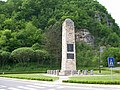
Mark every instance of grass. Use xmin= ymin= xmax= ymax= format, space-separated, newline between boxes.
xmin=69 ymin=75 xmax=120 ymax=81
xmin=63 ymin=69 xmax=120 ymax=84
xmin=63 ymin=75 xmax=120 ymax=84
xmin=0 ymin=63 xmax=60 ymax=74
xmin=1 ymin=65 xmax=120 ymax=84
xmin=0 ymin=73 xmax=59 ymax=81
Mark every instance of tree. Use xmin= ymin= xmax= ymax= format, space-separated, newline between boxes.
xmin=0 ymin=29 xmax=20 ymax=52
xmin=11 ymin=47 xmax=34 ymax=64
xmin=0 ymin=50 xmax=10 ymax=68
xmin=76 ymin=42 xmax=95 ymax=68
xmin=0 ymin=14 xmax=6 ymax=30
xmin=0 ymin=0 xmax=120 ymax=69
xmin=3 ymin=18 xmax=16 ymax=30
xmin=16 ymin=22 xmax=43 ymax=47
xmin=102 ymin=47 xmax=120 ymax=67
xmin=32 ymin=43 xmax=42 ymax=50
xmin=45 ymin=22 xmax=62 ymax=68
xmin=34 ymin=50 xmax=49 ymax=65
xmin=0 ymin=29 xmax=12 ymax=51
xmin=107 ymin=33 xmax=120 ymax=47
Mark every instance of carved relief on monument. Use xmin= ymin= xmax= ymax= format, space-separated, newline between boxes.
xmin=66 ymin=27 xmax=74 ymax=42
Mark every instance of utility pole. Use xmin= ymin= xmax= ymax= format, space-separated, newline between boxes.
xmin=99 ymin=46 xmax=103 ymax=73
xmin=99 ymin=50 xmax=101 ymax=73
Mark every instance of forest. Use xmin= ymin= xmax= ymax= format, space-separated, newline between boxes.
xmin=0 ymin=0 xmax=120 ymax=72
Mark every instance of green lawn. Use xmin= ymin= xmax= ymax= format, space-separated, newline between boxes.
xmin=70 ymin=75 xmax=120 ymax=81
xmin=0 ymin=73 xmax=59 ymax=81
xmin=63 ymin=69 xmax=120 ymax=84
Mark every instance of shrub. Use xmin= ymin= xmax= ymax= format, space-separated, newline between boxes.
xmin=11 ymin=47 xmax=34 ymax=64
xmin=63 ymin=80 xmax=120 ymax=85
xmin=0 ymin=51 xmax=10 ymax=67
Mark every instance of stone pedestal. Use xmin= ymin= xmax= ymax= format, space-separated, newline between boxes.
xmin=90 ymin=70 xmax=94 ymax=75
xmin=78 ymin=70 xmax=81 ymax=75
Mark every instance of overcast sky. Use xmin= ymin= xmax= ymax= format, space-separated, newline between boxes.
xmin=1 ymin=0 xmax=120 ymax=27
xmin=97 ymin=0 xmax=120 ymax=27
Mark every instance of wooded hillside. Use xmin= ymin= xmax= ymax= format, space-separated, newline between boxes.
xmin=0 ymin=0 xmax=120 ymax=71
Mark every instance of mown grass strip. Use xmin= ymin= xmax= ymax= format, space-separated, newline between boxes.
xmin=63 ymin=75 xmax=120 ymax=85
xmin=0 ymin=74 xmax=58 ymax=81
xmin=0 ymin=71 xmax=46 ymax=74
xmin=63 ymin=80 xmax=120 ymax=85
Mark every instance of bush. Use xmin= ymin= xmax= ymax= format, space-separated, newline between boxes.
xmin=63 ymin=80 xmax=120 ymax=85
xmin=0 ymin=50 xmax=10 ymax=67
xmin=11 ymin=47 xmax=34 ymax=64
xmin=34 ymin=50 xmax=49 ymax=64
xmin=0 ymin=75 xmax=53 ymax=81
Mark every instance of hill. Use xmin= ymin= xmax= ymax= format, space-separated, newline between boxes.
xmin=0 ymin=0 xmax=120 ymax=71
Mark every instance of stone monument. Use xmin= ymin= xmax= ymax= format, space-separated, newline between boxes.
xmin=47 ymin=19 xmax=94 ymax=76
xmin=60 ymin=18 xmax=76 ymax=75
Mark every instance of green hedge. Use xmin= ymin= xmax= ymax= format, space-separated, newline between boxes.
xmin=0 ymin=71 xmax=46 ymax=74
xmin=0 ymin=75 xmax=53 ymax=81
xmin=114 ymin=70 xmax=120 ymax=73
xmin=63 ymin=80 xmax=120 ymax=85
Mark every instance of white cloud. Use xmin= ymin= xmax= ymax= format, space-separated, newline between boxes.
xmin=97 ymin=0 xmax=120 ymax=27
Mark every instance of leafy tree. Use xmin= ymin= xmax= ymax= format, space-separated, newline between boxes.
xmin=102 ymin=47 xmax=120 ymax=67
xmin=0 ymin=29 xmax=20 ymax=52
xmin=0 ymin=0 xmax=120 ymax=69
xmin=76 ymin=42 xmax=95 ymax=68
xmin=0 ymin=50 xmax=10 ymax=68
xmin=16 ymin=22 xmax=43 ymax=47
xmin=45 ymin=22 xmax=62 ymax=68
xmin=34 ymin=50 xmax=49 ymax=65
xmin=0 ymin=14 xmax=6 ymax=30
xmin=11 ymin=47 xmax=34 ymax=64
xmin=0 ymin=29 xmax=12 ymax=51
xmin=107 ymin=33 xmax=120 ymax=47
xmin=32 ymin=43 xmax=42 ymax=50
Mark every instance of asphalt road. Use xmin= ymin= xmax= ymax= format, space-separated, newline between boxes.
xmin=0 ymin=77 xmax=120 ymax=90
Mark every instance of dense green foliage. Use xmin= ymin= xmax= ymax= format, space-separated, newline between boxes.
xmin=102 ymin=47 xmax=120 ymax=67
xmin=63 ymin=79 xmax=120 ymax=85
xmin=11 ymin=47 xmax=34 ymax=64
xmin=0 ymin=0 xmax=120 ymax=71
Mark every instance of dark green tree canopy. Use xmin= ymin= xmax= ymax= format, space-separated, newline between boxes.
xmin=0 ymin=0 xmax=119 ymax=47
xmin=0 ymin=0 xmax=120 ymax=69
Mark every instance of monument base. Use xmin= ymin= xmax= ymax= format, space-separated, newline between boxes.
xmin=59 ymin=70 xmax=78 ymax=76
xmin=47 ymin=69 xmax=94 ymax=76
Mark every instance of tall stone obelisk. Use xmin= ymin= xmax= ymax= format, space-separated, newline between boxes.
xmin=60 ymin=18 xmax=76 ymax=75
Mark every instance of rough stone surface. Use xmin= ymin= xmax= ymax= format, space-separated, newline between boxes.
xmin=90 ymin=70 xmax=94 ymax=75
xmin=60 ymin=18 xmax=76 ymax=75
xmin=76 ymin=29 xmax=94 ymax=45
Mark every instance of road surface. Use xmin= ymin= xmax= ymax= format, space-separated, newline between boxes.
xmin=0 ymin=77 xmax=120 ymax=90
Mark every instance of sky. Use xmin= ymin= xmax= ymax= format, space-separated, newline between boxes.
xmin=97 ymin=0 xmax=120 ymax=27
xmin=1 ymin=0 xmax=120 ymax=27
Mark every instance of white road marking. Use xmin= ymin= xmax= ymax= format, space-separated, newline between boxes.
xmin=18 ymin=86 xmax=37 ymax=90
xmin=26 ymin=85 xmax=45 ymax=89
xmin=47 ymin=89 xmax=56 ymax=90
xmin=8 ymin=87 xmax=22 ymax=90
xmin=0 ymin=85 xmax=7 ymax=88
xmin=57 ymin=86 xmax=64 ymax=89
xmin=33 ymin=83 xmax=55 ymax=87
xmin=65 ymin=86 xmax=106 ymax=90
